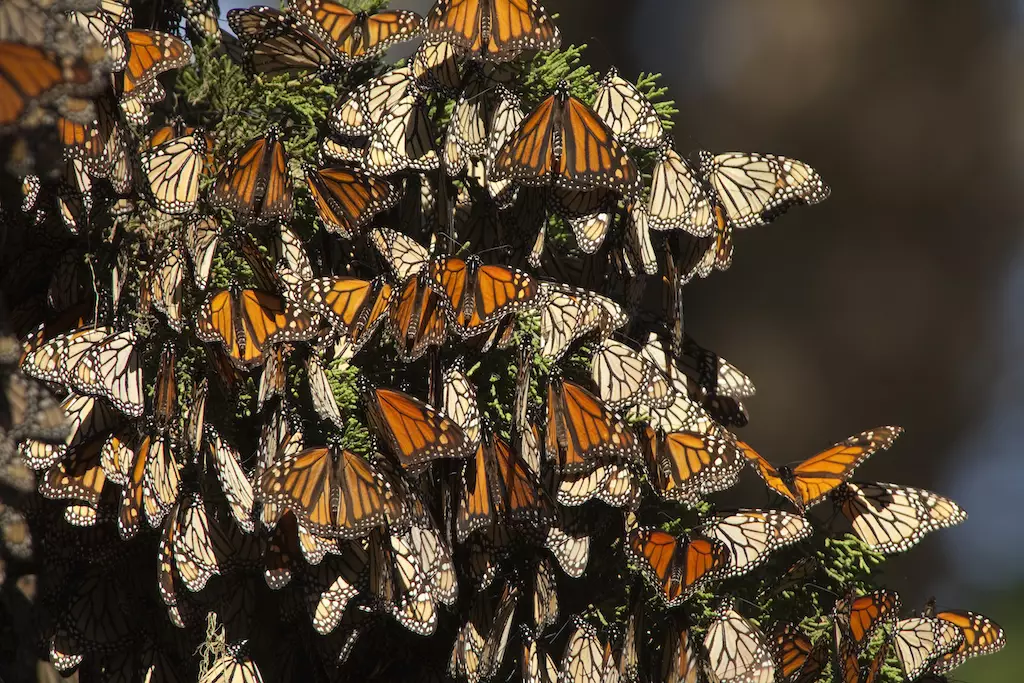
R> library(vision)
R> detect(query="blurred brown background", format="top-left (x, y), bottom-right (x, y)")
top-left (223, 0), bottom-right (1023, 678)
top-left (539, 1), bottom-right (1023, 680)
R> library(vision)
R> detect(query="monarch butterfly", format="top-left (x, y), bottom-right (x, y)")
top-left (698, 151), bottom-right (829, 230)
top-left (371, 225), bottom-right (432, 280)
top-left (769, 623), bottom-right (827, 683)
top-left (58, 94), bottom-right (129, 184)
top-left (593, 67), bottom-right (664, 149)
top-left (591, 339), bottom-right (674, 411)
top-left (407, 521), bottom-right (458, 606)
top-left (443, 68), bottom-right (494, 173)
top-left (457, 430), bottom-right (552, 541)
top-left (545, 516), bottom-right (590, 579)
top-left (70, 329), bottom-right (144, 418)
top-left (699, 510), bottom-right (811, 579)
top-left (650, 333), bottom-right (755, 428)
top-left (546, 377), bottom-right (640, 475)
top-left (195, 287), bottom-right (314, 368)
top-left (620, 201), bottom-right (659, 276)
top-left (628, 526), bottom-right (729, 607)
top-left (485, 84), bottom-right (525, 206)
top-left (300, 276), bottom-right (393, 356)
top-left (228, 6), bottom-right (344, 79)
top-left (181, 216), bottom-right (220, 290)
top-left (929, 610), bottom-right (1006, 675)
top-left (641, 423), bottom-right (742, 507)
top-left (149, 242), bottom-right (186, 332)
top-left (117, 30), bottom-right (193, 124)
top-left (329, 66), bottom-right (418, 137)
top-left (833, 589), bottom-right (901, 653)
top-left (38, 431), bottom-right (110, 526)
top-left (832, 481), bottom-right (967, 554)
top-left (430, 256), bottom-right (539, 336)
top-left (493, 80), bottom-right (640, 196)
top-left (546, 186), bottom-right (616, 255)
top-left (449, 584), bottom-right (520, 682)
top-left (442, 360), bottom-right (483, 447)
top-left (535, 282), bottom-right (629, 361)
top-left (557, 459), bottom-right (642, 510)
top-left (0, 39), bottom-right (105, 130)
top-left (66, 0), bottom-right (132, 71)
top-left (412, 35), bottom-right (463, 95)
top-left (388, 272), bottom-right (450, 362)
top-left (738, 426), bottom-right (903, 511)
top-left (18, 392), bottom-right (116, 472)
top-left (522, 630), bottom-right (558, 683)
top-left (704, 600), bottom-right (776, 683)
top-left (425, 0), bottom-right (560, 62)
top-left (255, 344), bottom-right (285, 411)
top-left (304, 164), bottom-right (398, 238)
top-left (892, 616), bottom-right (964, 680)
top-left (200, 646), bottom-right (265, 683)
top-left (291, 0), bottom-right (422, 64)
top-left (203, 426), bottom-right (255, 533)
top-left (529, 558), bottom-right (559, 631)
top-left (557, 618), bottom-right (605, 683)
top-left (646, 139), bottom-right (714, 236)
top-left (364, 385), bottom-right (476, 469)
top-left (259, 441), bottom-right (396, 541)
top-left (372, 529), bottom-right (437, 635)
top-left (140, 129), bottom-right (207, 215)
top-left (210, 126), bottom-right (293, 225)
top-left (365, 93), bottom-right (440, 175)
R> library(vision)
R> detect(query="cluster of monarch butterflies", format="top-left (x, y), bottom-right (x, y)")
top-left (0, 0), bottom-right (1005, 682)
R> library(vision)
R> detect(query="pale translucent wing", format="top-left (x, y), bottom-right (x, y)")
top-left (648, 143), bottom-right (714, 236)
top-left (592, 67), bottom-right (663, 149)
top-left (704, 602), bottom-right (775, 683)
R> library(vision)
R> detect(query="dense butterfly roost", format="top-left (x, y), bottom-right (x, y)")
top-left (0, 0), bottom-right (1006, 682)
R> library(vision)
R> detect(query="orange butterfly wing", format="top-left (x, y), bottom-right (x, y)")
top-left (369, 388), bottom-right (473, 468)
top-left (560, 94), bottom-right (639, 194)
top-left (547, 379), bottom-right (639, 474)
top-left (493, 92), bottom-right (555, 183)
top-left (120, 30), bottom-right (191, 96)
top-left (195, 289), bottom-right (241, 363)
top-left (238, 289), bottom-right (313, 366)
top-left (0, 43), bottom-right (97, 126)
top-left (736, 439), bottom-right (795, 505)
top-left (789, 426), bottom-right (902, 507)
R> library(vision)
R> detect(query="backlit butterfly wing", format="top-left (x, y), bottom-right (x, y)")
top-left (366, 387), bottom-right (475, 469)
top-left (71, 330), bottom-right (144, 417)
top-left (304, 164), bottom-right (398, 238)
top-left (592, 339), bottom-right (674, 411)
top-left (425, 0), bottom-right (560, 62)
top-left (149, 244), bottom-right (186, 332)
top-left (365, 93), bottom-right (440, 175)
top-left (930, 610), bottom-right (1006, 675)
top-left (304, 356), bottom-right (342, 428)
top-left (739, 426), bottom-right (902, 511)
top-left (892, 617), bottom-right (964, 680)
top-left (184, 217), bottom-right (220, 289)
top-left (370, 226), bottom-right (431, 281)
top-left (442, 361), bottom-right (482, 447)
top-left (329, 66), bottom-right (417, 137)
top-left (292, 0), bottom-right (422, 63)
top-left (557, 460), bottom-right (641, 510)
top-left (699, 151), bottom-right (829, 230)
top-left (486, 85), bottom-right (525, 206)
top-left (210, 126), bottom-right (293, 225)
top-left (545, 515), bottom-right (590, 578)
top-left (205, 427), bottom-right (255, 533)
top-left (558, 618), bottom-right (604, 683)
top-left (647, 141), bottom-right (714, 236)
top-left (141, 130), bottom-right (206, 215)
top-left (699, 510), bottom-right (811, 579)
top-left (536, 283), bottom-right (629, 362)
top-left (593, 67), bottom-right (663, 149)
top-left (627, 527), bottom-right (728, 607)
top-left (413, 36), bottom-right (463, 94)
top-left (832, 481), bottom-right (967, 554)
top-left (228, 6), bottom-right (343, 79)
top-left (704, 601), bottom-right (775, 683)
top-left (769, 623), bottom-right (826, 683)
top-left (546, 378), bottom-right (640, 474)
